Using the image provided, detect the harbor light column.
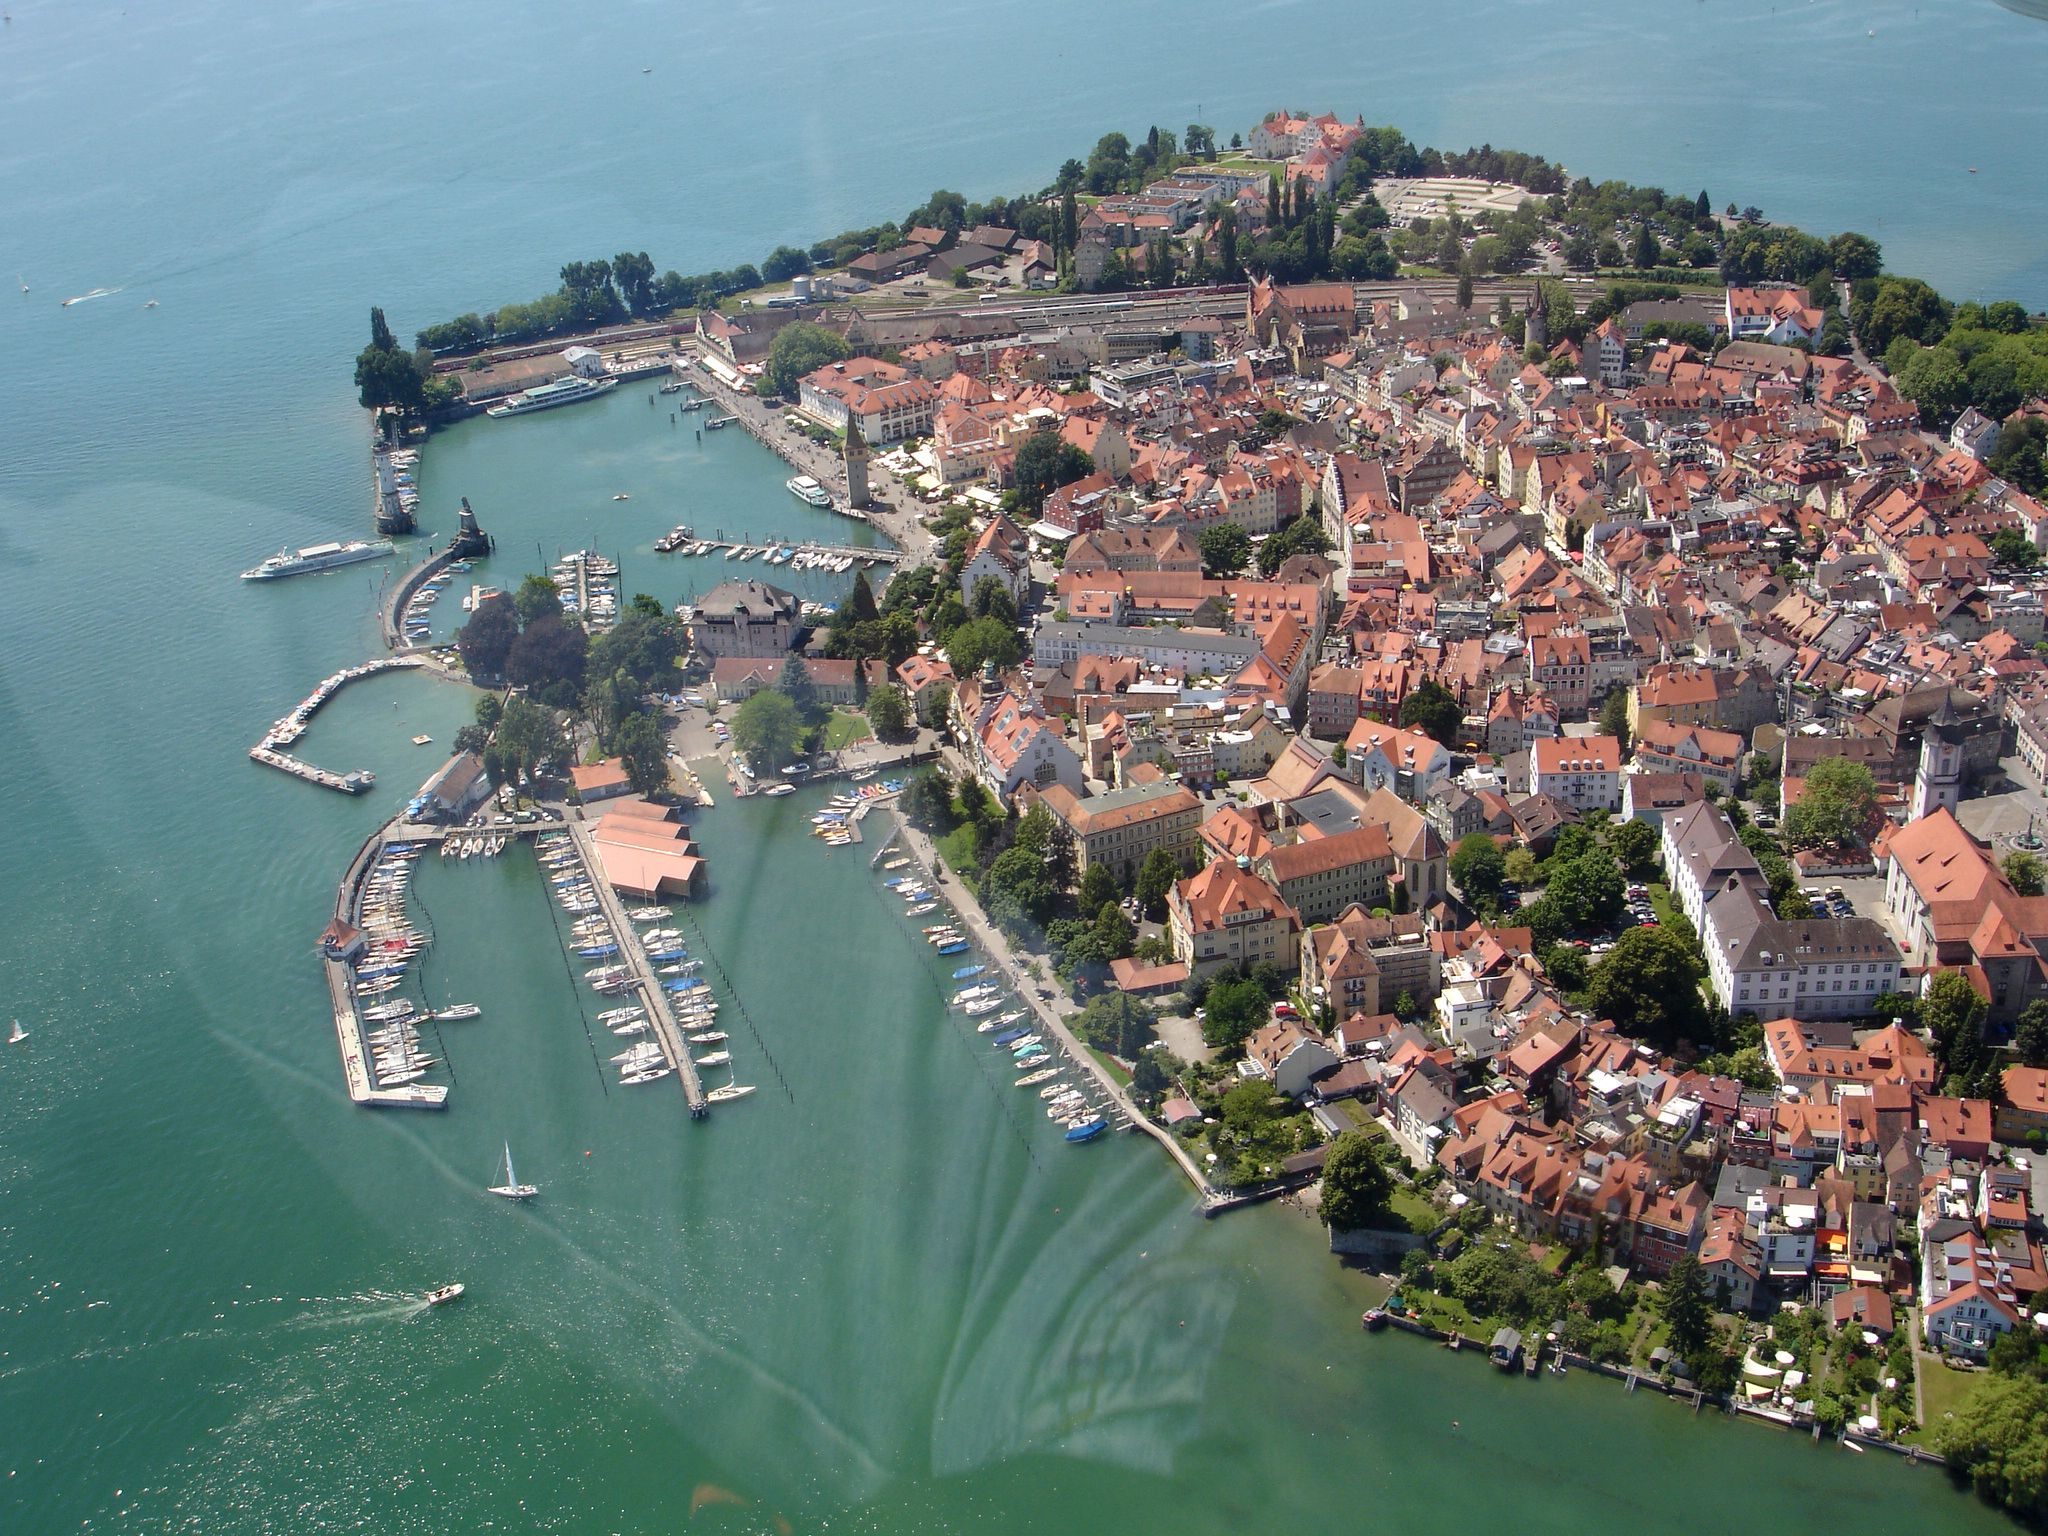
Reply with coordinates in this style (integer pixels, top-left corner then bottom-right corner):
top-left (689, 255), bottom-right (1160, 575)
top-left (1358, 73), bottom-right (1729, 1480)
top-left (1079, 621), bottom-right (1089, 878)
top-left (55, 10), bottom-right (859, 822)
top-left (843, 422), bottom-right (870, 510)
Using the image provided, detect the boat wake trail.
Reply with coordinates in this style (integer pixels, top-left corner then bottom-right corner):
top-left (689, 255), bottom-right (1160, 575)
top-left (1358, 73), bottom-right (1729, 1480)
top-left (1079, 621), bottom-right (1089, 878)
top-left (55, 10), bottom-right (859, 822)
top-left (59, 286), bottom-right (123, 308)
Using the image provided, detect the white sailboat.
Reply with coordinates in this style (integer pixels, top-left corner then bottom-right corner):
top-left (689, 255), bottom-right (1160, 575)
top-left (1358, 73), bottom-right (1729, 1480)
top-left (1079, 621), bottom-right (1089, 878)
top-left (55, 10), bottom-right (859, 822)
top-left (7, 1019), bottom-right (25, 1044)
top-left (487, 1140), bottom-right (538, 1200)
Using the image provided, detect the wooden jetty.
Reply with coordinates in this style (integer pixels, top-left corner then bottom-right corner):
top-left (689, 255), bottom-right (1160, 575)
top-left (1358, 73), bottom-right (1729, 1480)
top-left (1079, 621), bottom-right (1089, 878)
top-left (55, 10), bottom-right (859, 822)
top-left (564, 818), bottom-right (708, 1117)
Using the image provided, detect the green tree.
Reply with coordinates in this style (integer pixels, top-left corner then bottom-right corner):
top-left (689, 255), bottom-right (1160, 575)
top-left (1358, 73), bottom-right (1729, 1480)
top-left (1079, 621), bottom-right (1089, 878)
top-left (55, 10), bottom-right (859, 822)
top-left (1450, 834), bottom-right (1507, 906)
top-left (1598, 688), bottom-right (1632, 748)
top-left (456, 594), bottom-right (520, 681)
top-left (1503, 847), bottom-right (1538, 885)
top-left (761, 245), bottom-right (812, 284)
top-left (1923, 968), bottom-right (1991, 1086)
top-left (489, 696), bottom-right (566, 784)
top-left (1585, 925), bottom-right (1707, 1049)
top-left (1661, 1253), bottom-right (1712, 1359)
top-left (614, 711), bottom-right (669, 795)
top-left (2016, 1001), bottom-right (2048, 1069)
top-left (900, 766), bottom-right (956, 833)
top-left (731, 688), bottom-right (803, 773)
top-left (765, 321), bottom-right (853, 397)
top-left (2008, 849), bottom-right (2047, 896)
top-left (777, 654), bottom-right (819, 718)
top-left (983, 844), bottom-right (1060, 928)
top-left (1632, 223), bottom-right (1661, 270)
top-left (1397, 679), bottom-right (1463, 745)
top-left (1989, 417), bottom-right (2048, 496)
top-left (944, 615), bottom-right (1022, 679)
top-left (1318, 1131), bottom-right (1396, 1231)
top-left (1541, 943), bottom-right (1589, 993)
top-left (1199, 523), bottom-right (1252, 577)
top-left (1136, 847), bottom-right (1180, 921)
top-left (1931, 1373), bottom-right (2048, 1524)
top-left (354, 340), bottom-right (425, 412)
top-left (1784, 758), bottom-right (1877, 849)
top-left (864, 682), bottom-right (910, 740)
top-left (1456, 267), bottom-right (1475, 311)
top-left (969, 575), bottom-right (1018, 625)
top-left (514, 574), bottom-right (563, 627)
top-left (1608, 818), bottom-right (1658, 877)
top-left (1012, 429), bottom-right (1095, 516)
top-left (1078, 862), bottom-right (1120, 915)
top-left (843, 567), bottom-right (880, 624)
top-left (1073, 992), bottom-right (1156, 1059)
top-left (1256, 513), bottom-right (1333, 576)
top-left (1545, 849), bottom-right (1625, 932)
top-left (1202, 975), bottom-right (1269, 1050)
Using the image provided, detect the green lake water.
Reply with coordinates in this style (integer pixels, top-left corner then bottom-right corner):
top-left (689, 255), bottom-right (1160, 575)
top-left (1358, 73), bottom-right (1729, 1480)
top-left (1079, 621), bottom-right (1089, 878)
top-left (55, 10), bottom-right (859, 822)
top-left (5, 0), bottom-right (2046, 1528)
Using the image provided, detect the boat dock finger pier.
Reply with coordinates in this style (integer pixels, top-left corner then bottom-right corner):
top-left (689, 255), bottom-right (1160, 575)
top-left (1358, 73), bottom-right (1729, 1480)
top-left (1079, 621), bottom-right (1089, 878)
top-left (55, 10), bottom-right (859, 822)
top-left (562, 817), bottom-right (708, 1118)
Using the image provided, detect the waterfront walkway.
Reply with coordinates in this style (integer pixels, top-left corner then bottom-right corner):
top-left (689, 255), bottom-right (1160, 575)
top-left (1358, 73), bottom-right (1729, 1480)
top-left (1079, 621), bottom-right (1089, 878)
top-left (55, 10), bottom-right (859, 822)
top-left (877, 806), bottom-right (1215, 1199)
top-left (564, 814), bottom-right (708, 1117)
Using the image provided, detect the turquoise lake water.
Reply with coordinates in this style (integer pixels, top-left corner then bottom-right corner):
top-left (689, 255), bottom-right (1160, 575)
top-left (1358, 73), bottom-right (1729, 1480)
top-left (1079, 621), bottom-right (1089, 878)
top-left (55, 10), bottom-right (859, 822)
top-left (2, 1), bottom-right (2043, 1529)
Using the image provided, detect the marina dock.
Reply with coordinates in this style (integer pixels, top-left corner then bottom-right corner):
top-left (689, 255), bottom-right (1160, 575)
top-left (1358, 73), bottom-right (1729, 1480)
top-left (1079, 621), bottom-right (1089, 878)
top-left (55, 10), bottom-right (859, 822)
top-left (563, 817), bottom-right (708, 1117)
top-left (324, 822), bottom-right (448, 1109)
top-left (251, 656), bottom-right (427, 793)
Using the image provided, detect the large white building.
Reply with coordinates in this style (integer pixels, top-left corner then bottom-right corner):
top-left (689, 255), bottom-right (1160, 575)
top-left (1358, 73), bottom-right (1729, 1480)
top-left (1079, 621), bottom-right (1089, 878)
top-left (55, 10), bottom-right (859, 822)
top-left (1530, 734), bottom-right (1623, 813)
top-left (1662, 802), bottom-right (1902, 1020)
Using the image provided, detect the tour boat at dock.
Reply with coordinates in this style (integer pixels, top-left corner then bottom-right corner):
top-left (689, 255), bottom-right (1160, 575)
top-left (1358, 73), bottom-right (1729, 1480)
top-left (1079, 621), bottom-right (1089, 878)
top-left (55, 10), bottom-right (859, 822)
top-left (485, 373), bottom-right (618, 418)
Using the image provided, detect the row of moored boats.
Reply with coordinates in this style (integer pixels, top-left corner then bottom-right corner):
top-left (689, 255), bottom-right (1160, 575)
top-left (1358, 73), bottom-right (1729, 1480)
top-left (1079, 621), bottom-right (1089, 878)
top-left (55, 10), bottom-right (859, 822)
top-left (352, 842), bottom-right (482, 1091)
top-left (399, 557), bottom-right (478, 644)
top-left (536, 834), bottom-right (753, 1103)
top-left (879, 851), bottom-right (1107, 1144)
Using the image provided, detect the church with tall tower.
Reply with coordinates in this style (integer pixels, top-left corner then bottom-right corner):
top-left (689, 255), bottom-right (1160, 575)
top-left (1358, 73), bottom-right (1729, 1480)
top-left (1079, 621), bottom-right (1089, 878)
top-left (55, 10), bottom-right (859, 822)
top-left (1910, 694), bottom-right (1967, 821)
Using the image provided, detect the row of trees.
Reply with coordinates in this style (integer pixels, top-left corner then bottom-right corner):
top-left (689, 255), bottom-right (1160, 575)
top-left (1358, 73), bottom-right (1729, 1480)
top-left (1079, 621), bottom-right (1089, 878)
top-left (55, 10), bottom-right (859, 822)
top-left (354, 307), bottom-right (461, 416)
top-left (454, 578), bottom-right (685, 795)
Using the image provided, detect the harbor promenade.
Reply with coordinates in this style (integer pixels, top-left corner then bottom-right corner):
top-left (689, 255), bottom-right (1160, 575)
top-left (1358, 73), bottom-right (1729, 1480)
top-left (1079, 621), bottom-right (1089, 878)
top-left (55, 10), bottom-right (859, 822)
top-left (563, 814), bottom-right (708, 1117)
top-left (685, 357), bottom-right (937, 568)
top-left (877, 806), bottom-right (1215, 1199)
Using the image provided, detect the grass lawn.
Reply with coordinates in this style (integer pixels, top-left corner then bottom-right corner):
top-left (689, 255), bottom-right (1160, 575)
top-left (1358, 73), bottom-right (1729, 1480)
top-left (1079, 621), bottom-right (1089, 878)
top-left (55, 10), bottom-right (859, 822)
top-left (822, 710), bottom-right (871, 751)
top-left (1648, 883), bottom-right (1682, 928)
top-left (1087, 1047), bottom-right (1133, 1087)
top-left (1912, 1354), bottom-right (1986, 1441)
top-left (1406, 1291), bottom-right (1474, 1333)
top-left (1388, 1186), bottom-right (1439, 1235)
top-left (1209, 156), bottom-right (1285, 177)
top-left (1326, 1098), bottom-right (1376, 1132)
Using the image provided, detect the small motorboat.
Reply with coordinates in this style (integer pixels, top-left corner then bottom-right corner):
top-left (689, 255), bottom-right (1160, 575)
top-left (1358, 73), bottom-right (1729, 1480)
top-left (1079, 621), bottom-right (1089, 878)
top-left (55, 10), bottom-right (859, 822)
top-left (424, 1283), bottom-right (465, 1307)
